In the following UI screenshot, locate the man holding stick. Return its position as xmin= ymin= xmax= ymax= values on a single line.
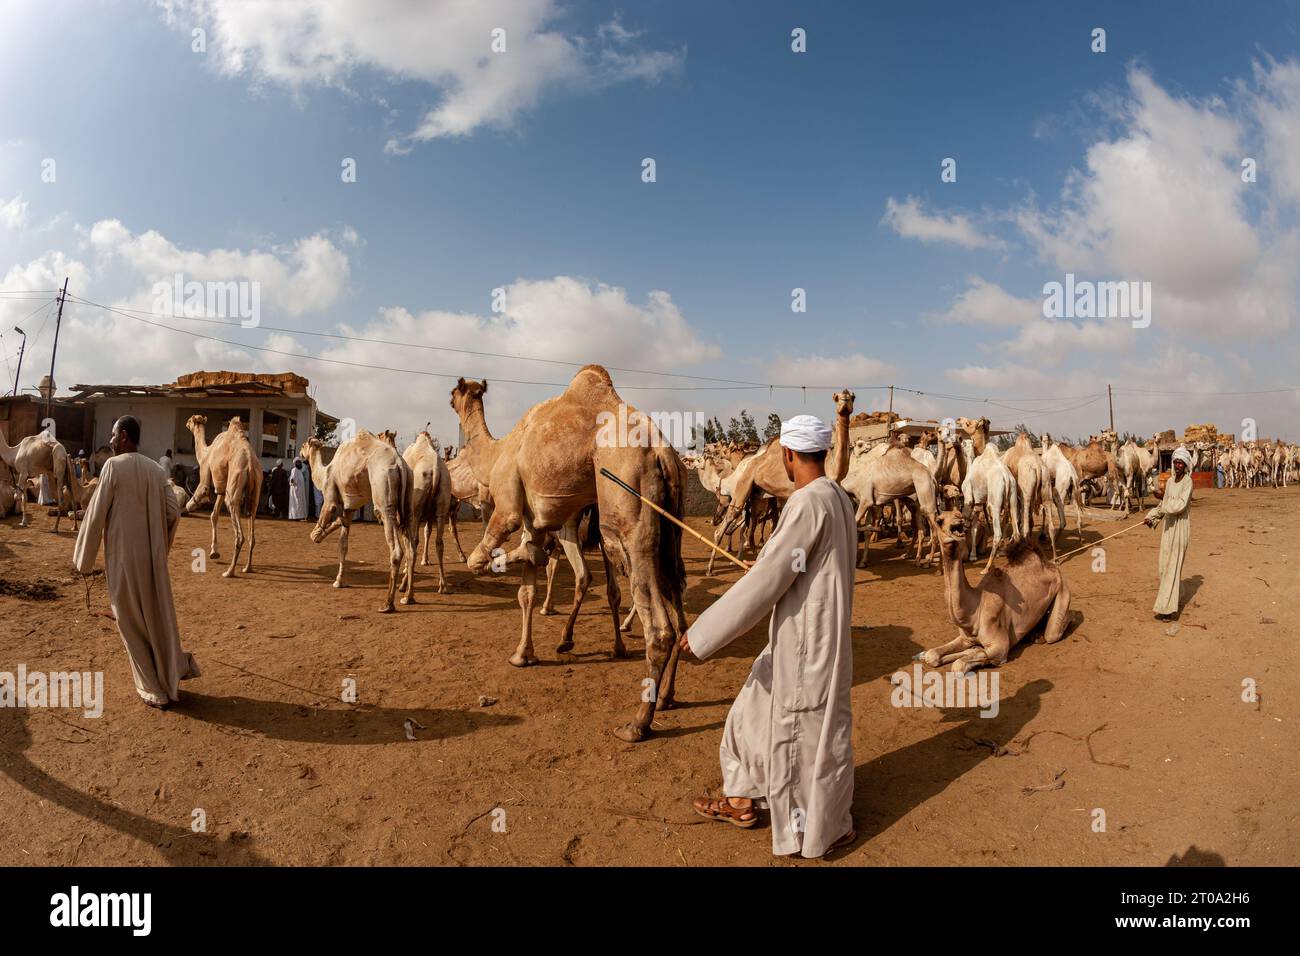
xmin=678 ymin=414 xmax=858 ymax=858
xmin=1144 ymin=446 xmax=1193 ymax=621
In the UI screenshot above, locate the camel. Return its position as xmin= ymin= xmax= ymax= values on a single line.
xmin=451 ymin=369 xmax=688 ymax=743
xmin=1039 ymin=434 xmax=1084 ymax=546
xmin=1057 ymin=435 xmax=1121 ymax=508
xmin=402 ymin=431 xmax=454 ymax=594
xmin=301 ymin=431 xmax=414 ymax=613
xmin=183 ymin=415 xmax=262 ymax=577
xmin=935 ymin=422 xmax=968 ymax=509
xmin=709 ymin=390 xmax=855 ymax=572
xmin=0 ymin=467 xmax=20 ymax=518
xmin=1000 ymin=432 xmax=1057 ymax=560
xmin=842 ymin=442 xmax=940 ymax=568
xmin=1117 ymin=436 xmax=1158 ymax=511
xmin=63 ymin=458 xmax=100 ymax=520
xmin=956 ymin=417 xmax=1020 ymax=574
xmin=0 ymin=430 xmax=75 ymax=531
xmin=916 ymin=510 xmax=1072 ymax=673
xmin=450 ymin=378 xmax=630 ymax=652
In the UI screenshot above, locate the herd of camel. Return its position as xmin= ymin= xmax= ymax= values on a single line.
xmin=1 ymin=368 xmax=1297 ymax=739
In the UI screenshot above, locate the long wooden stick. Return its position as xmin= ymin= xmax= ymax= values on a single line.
xmin=1053 ymin=519 xmax=1148 ymax=564
xmin=599 ymin=467 xmax=750 ymax=571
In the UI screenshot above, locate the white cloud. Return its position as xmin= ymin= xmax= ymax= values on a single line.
xmin=765 ymin=353 xmax=897 ymax=386
xmin=1016 ymin=66 xmax=1299 ymax=338
xmin=84 ymin=219 xmax=351 ymax=316
xmin=927 ymin=276 xmax=1039 ymax=327
xmin=0 ymin=194 xmax=28 ymax=231
xmin=160 ymin=0 xmax=682 ymax=147
xmin=882 ymin=196 xmax=1005 ymax=251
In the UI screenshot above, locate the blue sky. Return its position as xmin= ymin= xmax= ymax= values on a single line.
xmin=2 ymin=0 xmax=1299 ymax=443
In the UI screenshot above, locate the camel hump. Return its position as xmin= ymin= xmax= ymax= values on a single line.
xmin=1004 ymin=535 xmax=1043 ymax=566
xmin=574 ymin=364 xmax=614 ymax=386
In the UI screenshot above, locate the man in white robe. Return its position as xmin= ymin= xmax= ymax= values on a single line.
xmin=73 ymin=416 xmax=201 ymax=709
xmin=682 ymin=414 xmax=858 ymax=858
xmin=1144 ymin=446 xmax=1193 ymax=619
xmin=288 ymin=459 xmax=307 ymax=520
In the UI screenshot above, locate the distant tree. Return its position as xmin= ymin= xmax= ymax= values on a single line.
xmin=701 ymin=416 xmax=726 ymax=445
xmin=764 ymin=412 xmax=782 ymax=442
xmin=727 ymin=410 xmax=759 ymax=446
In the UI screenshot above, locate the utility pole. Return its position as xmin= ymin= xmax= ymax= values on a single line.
xmin=11 ymin=327 xmax=25 ymax=397
xmin=1108 ymin=383 xmax=1115 ymax=435
xmin=45 ymin=277 xmax=68 ymax=421
xmin=887 ymin=385 xmax=896 ymax=441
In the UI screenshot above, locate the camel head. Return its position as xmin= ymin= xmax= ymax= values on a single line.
xmin=378 ymin=429 xmax=397 ymax=447
xmin=450 ymin=377 xmax=488 ymax=416
xmin=832 ymin=389 xmax=855 ymax=417
xmin=417 ymin=430 xmax=440 ymax=453
xmin=934 ymin=510 xmax=970 ymax=562
xmin=955 ymin=416 xmax=990 ymax=439
xmin=228 ymin=416 xmax=246 ymax=432
xmin=917 ymin=429 xmax=937 ymax=449
xmin=185 ymin=414 xmax=208 ymax=434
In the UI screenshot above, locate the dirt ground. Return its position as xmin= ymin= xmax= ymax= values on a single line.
xmin=1 ymin=486 xmax=1296 ymax=867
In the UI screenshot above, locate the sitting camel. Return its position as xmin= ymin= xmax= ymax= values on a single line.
xmin=917 ymin=510 xmax=1072 ymax=673
xmin=301 ymin=431 xmax=414 ymax=613
xmin=0 ymin=430 xmax=75 ymax=530
xmin=184 ymin=415 xmax=262 ymax=577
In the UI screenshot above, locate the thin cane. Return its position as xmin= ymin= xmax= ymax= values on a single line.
xmin=598 ymin=467 xmax=750 ymax=571
xmin=1053 ymin=519 xmax=1149 ymax=564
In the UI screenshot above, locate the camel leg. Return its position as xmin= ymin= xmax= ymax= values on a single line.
xmin=948 ymin=646 xmax=993 ymax=674
xmin=420 ymin=520 xmax=431 ymax=566
xmin=917 ymin=631 xmax=973 ymax=667
xmin=599 ymin=543 xmax=629 ymax=658
xmin=510 ymin=559 xmax=539 ymax=667
xmin=243 ymin=504 xmax=257 ymax=573
xmin=982 ymin=512 xmax=1001 ymax=576
xmin=1042 ymin=580 xmax=1072 ymax=644
xmin=448 ymin=509 xmax=469 ymax=563
xmin=384 ymin=514 xmax=407 ymax=613
xmin=333 ymin=516 xmax=352 ymax=588
xmin=620 ymin=605 xmax=636 ymax=634
xmin=223 ymin=495 xmax=245 ymax=578
xmin=553 ymin=526 xmax=590 ymax=655
xmin=208 ymin=495 xmax=223 ymax=559
xmin=433 ymin=515 xmax=447 ymax=593
xmin=540 ymin=553 xmax=561 ymax=616
xmin=614 ymin=566 xmax=677 ymax=742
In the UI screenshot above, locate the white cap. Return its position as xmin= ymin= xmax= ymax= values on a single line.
xmin=779 ymin=414 xmax=833 ymax=453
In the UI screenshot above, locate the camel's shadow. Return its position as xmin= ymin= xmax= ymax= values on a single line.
xmin=851 ymin=678 xmax=1051 ymax=843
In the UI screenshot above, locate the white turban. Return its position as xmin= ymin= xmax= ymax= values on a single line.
xmin=779 ymin=414 xmax=833 ymax=453
xmin=276 ymin=459 xmax=284 ymax=467
xmin=1172 ymin=447 xmax=1193 ymax=469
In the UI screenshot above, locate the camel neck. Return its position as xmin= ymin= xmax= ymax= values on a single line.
xmin=940 ymin=547 xmax=977 ymax=630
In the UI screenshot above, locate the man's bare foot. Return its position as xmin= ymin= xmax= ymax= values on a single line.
xmin=692 ymin=796 xmax=759 ymax=828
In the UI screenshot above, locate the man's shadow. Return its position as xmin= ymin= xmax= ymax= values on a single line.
xmin=0 ymin=708 xmax=268 ymax=865
xmin=852 ymin=678 xmax=1051 ymax=843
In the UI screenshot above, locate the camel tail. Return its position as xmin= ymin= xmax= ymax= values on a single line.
xmin=654 ymin=447 xmax=688 ymax=602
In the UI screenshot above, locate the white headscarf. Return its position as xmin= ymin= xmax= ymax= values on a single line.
xmin=779 ymin=414 xmax=833 ymax=453
xmin=1172 ymin=447 xmax=1193 ymax=470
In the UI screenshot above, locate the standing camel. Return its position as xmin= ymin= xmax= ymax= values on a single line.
xmin=956 ymin=417 xmax=1020 ymax=574
xmin=452 ymin=368 xmax=688 ymax=743
xmin=0 ymin=430 xmax=75 ymax=531
xmin=184 ymin=415 xmax=262 ymax=577
xmin=842 ymin=444 xmax=940 ymax=568
xmin=301 ymin=431 xmax=414 ymax=613
xmin=402 ymin=430 xmax=454 ymax=594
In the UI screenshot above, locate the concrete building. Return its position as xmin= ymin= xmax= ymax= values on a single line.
xmin=68 ymin=371 xmax=337 ymax=470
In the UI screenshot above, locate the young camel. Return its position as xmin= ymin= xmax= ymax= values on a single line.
xmin=453 ymin=368 xmax=689 ymax=743
xmin=916 ymin=510 xmax=1072 ymax=674
xmin=184 ymin=415 xmax=262 ymax=577
xmin=301 ymin=431 xmax=414 ymax=613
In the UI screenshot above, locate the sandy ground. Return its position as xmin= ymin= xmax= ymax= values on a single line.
xmin=0 ymin=485 xmax=1296 ymax=867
